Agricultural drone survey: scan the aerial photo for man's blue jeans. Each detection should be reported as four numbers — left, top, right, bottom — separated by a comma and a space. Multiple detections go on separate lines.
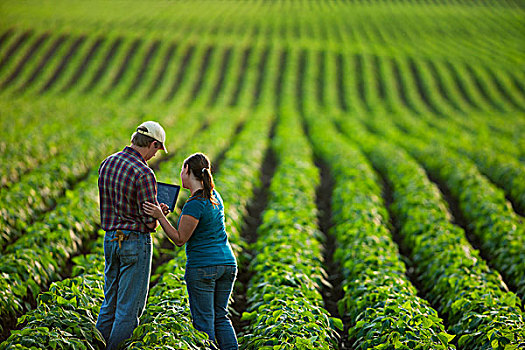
185, 265, 238, 350
96, 230, 152, 350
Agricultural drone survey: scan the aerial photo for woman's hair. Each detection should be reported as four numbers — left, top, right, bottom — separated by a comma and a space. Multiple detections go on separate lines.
183, 153, 218, 204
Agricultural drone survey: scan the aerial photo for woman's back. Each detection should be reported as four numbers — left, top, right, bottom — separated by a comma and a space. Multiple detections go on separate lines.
179, 189, 236, 268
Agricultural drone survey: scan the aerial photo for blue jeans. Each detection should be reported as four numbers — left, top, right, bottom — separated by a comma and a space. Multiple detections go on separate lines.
96, 230, 152, 350
185, 265, 238, 350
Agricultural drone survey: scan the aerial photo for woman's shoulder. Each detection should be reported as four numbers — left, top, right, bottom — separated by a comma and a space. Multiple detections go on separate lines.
213, 189, 223, 203
185, 194, 206, 208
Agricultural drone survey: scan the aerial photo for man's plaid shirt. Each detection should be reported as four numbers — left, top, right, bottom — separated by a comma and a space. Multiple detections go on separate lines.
98, 146, 157, 233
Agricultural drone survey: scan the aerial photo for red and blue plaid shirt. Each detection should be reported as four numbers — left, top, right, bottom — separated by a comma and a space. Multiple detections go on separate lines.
98, 146, 157, 233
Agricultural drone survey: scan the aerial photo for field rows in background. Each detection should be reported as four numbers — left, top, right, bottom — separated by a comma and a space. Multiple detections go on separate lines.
0, 28, 524, 106
1, 41, 523, 283
0, 0, 524, 348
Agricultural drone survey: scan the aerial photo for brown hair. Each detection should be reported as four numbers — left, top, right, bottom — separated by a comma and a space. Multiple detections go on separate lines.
184, 153, 218, 204
131, 126, 156, 148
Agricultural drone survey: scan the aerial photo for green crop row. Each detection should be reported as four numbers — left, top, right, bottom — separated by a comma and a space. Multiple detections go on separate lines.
213, 110, 275, 250
461, 147, 525, 214
0, 106, 245, 348
333, 25, 524, 160
303, 110, 454, 349
0, 98, 138, 250
389, 56, 525, 160
384, 105, 525, 216
2, 0, 522, 113
240, 110, 341, 349
369, 53, 525, 209
332, 48, 525, 217
337, 116, 525, 349
0, 95, 98, 188
0, 105, 209, 339
0, 172, 98, 334
120, 108, 248, 349
124, 109, 274, 349
2, 0, 522, 69
0, 18, 277, 110
367, 56, 525, 211
302, 47, 453, 349
363, 112, 525, 303
406, 142, 525, 302
0, 231, 108, 350
393, 119, 524, 302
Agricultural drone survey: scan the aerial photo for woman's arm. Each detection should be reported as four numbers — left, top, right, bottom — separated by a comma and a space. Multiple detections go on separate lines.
143, 202, 199, 247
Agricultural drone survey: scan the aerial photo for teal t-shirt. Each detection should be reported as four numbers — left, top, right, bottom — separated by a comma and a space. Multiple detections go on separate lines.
178, 189, 237, 268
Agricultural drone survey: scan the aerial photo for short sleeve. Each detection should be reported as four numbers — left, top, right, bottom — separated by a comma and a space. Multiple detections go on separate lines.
137, 172, 157, 223
181, 198, 205, 220
214, 190, 224, 207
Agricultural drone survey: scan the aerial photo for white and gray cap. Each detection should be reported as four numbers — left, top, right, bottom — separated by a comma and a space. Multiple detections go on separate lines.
132, 121, 168, 153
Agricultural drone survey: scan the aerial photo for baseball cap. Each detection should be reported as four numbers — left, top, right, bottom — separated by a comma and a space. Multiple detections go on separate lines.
133, 121, 168, 153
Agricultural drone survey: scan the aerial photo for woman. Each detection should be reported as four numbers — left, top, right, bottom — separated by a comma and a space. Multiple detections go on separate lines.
143, 152, 238, 350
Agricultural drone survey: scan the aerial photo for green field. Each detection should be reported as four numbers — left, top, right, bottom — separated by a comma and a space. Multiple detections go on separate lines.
0, 0, 524, 349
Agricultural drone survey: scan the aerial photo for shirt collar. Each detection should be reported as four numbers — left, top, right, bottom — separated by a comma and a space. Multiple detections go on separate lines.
123, 146, 147, 165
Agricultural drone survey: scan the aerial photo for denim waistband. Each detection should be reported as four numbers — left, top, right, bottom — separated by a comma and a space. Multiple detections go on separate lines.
106, 230, 150, 236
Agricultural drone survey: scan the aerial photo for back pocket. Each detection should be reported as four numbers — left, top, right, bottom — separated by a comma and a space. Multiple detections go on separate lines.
120, 239, 138, 265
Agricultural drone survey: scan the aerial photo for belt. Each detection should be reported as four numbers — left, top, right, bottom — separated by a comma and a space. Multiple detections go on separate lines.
110, 230, 129, 249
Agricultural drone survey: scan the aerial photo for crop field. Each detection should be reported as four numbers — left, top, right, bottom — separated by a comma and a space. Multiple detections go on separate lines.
0, 0, 524, 349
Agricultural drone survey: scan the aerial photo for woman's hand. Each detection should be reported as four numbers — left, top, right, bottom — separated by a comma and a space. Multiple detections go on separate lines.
160, 203, 170, 216
143, 201, 165, 219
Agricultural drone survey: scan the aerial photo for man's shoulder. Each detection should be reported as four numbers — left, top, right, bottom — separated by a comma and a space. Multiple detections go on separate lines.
100, 149, 153, 177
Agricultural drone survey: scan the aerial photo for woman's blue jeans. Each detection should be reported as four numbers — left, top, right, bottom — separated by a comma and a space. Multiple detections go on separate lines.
96, 230, 152, 350
185, 265, 238, 350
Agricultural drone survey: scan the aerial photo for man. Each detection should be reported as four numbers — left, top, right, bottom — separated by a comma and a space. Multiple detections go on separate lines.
96, 121, 169, 350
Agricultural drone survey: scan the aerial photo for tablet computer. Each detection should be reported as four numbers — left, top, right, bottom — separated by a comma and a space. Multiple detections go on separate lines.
156, 182, 181, 212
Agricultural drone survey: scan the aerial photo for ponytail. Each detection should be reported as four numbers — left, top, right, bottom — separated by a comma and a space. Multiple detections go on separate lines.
201, 167, 217, 204
184, 153, 218, 205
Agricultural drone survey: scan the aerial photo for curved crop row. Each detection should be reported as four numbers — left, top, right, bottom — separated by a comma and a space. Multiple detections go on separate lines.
343, 50, 525, 186
0, 96, 89, 188
337, 116, 525, 349
304, 111, 454, 349
0, 30, 32, 76
397, 57, 524, 154
0, 105, 209, 340
0, 31, 52, 90
19, 35, 78, 95
364, 113, 525, 303
0, 99, 138, 249
240, 110, 341, 349
0, 106, 244, 348
124, 109, 273, 349
380, 105, 525, 217
120, 109, 248, 350
405, 140, 525, 302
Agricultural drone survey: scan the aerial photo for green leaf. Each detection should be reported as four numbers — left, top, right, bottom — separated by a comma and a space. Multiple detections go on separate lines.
241, 311, 257, 321
437, 332, 454, 345
330, 317, 344, 331
458, 334, 471, 347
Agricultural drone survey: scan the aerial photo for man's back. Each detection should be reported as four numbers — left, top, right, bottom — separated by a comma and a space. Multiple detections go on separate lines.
98, 146, 157, 233
96, 120, 166, 350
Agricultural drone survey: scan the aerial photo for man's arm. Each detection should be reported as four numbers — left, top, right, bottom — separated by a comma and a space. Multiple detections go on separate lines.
136, 172, 158, 230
